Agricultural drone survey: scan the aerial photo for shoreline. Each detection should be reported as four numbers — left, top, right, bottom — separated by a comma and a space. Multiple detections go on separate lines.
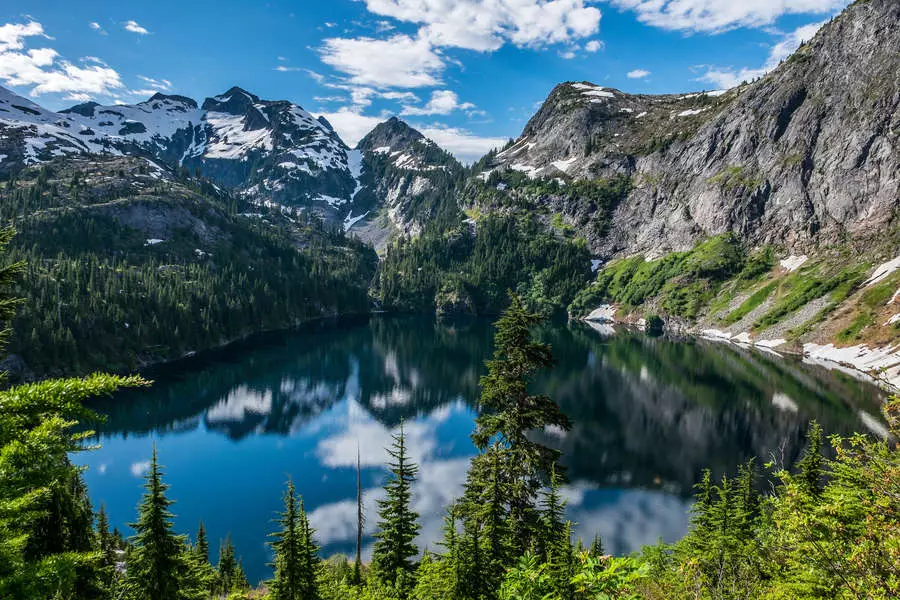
582, 305, 900, 394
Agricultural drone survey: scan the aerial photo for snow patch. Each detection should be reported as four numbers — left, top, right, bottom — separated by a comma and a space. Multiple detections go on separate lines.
551, 157, 577, 173
585, 305, 616, 322
771, 392, 798, 413
144, 238, 164, 246
886, 314, 900, 326
865, 255, 900, 286
803, 342, 900, 390
676, 108, 708, 117
779, 255, 808, 272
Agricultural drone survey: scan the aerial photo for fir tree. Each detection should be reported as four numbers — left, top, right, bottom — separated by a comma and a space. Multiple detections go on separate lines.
216, 534, 238, 595
371, 422, 421, 596
125, 446, 197, 600
797, 421, 824, 498
468, 293, 571, 554
269, 479, 320, 600
194, 521, 209, 564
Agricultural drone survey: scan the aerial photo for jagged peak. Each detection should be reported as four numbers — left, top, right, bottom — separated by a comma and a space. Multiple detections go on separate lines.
145, 93, 199, 109
356, 116, 424, 153
202, 86, 261, 113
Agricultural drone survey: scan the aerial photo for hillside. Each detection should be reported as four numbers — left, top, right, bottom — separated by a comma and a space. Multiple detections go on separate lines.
376, 0, 900, 387
0, 155, 376, 378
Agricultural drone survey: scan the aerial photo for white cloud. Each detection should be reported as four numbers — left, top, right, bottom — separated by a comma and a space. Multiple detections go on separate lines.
559, 49, 577, 60
697, 20, 825, 88
89, 22, 107, 35
608, 0, 846, 33
400, 90, 474, 116
627, 69, 650, 79
0, 22, 124, 98
362, 0, 602, 52
585, 40, 603, 52
130, 460, 151, 477
319, 34, 444, 88
123, 20, 150, 35
417, 125, 506, 164
137, 75, 172, 91
314, 107, 385, 147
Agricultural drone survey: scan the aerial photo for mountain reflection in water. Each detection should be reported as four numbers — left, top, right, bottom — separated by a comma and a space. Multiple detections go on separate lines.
77, 316, 885, 584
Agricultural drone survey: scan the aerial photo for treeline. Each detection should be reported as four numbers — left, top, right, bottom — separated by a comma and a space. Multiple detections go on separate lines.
0, 161, 377, 377
373, 213, 592, 316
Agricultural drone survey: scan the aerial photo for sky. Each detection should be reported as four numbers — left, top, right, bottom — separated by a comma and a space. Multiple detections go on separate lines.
0, 0, 851, 162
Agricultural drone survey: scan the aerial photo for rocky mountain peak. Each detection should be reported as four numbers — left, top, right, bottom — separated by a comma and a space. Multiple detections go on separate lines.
59, 101, 101, 117
146, 93, 199, 110
357, 116, 425, 153
201, 86, 261, 114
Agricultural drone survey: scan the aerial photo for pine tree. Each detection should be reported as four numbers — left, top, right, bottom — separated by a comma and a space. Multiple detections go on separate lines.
125, 446, 196, 600
589, 533, 604, 558
468, 293, 571, 554
797, 421, 824, 499
216, 535, 238, 595
269, 479, 320, 600
194, 521, 209, 564
371, 422, 421, 596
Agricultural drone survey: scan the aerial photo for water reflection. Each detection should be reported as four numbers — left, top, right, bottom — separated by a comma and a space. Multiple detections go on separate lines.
78, 316, 884, 584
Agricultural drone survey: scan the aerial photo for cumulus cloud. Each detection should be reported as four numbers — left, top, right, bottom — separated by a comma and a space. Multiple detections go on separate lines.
0, 21, 124, 98
319, 34, 444, 88
627, 68, 651, 79
608, 0, 846, 33
362, 0, 602, 52
400, 90, 474, 116
585, 40, 603, 52
89, 22, 107, 35
124, 20, 150, 35
698, 21, 825, 89
314, 107, 386, 147
417, 125, 506, 164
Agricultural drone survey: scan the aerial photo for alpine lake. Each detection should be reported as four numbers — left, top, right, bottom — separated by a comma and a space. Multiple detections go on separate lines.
74, 315, 888, 584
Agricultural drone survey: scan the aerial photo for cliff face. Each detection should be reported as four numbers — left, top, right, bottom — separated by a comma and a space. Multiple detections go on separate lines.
484, 0, 900, 259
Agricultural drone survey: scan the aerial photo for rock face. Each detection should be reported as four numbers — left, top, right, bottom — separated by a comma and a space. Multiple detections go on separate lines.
346, 117, 463, 251
482, 0, 900, 259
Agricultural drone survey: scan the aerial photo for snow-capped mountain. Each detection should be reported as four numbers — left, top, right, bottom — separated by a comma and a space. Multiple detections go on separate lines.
345, 117, 463, 250
0, 85, 358, 220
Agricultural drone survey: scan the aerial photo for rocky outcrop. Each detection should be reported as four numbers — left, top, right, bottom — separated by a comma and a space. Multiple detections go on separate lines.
345, 117, 463, 251
482, 0, 900, 260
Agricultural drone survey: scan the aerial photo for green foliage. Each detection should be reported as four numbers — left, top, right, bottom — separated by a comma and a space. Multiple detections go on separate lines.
1, 164, 377, 377
723, 281, 777, 325
569, 234, 745, 319
374, 213, 591, 317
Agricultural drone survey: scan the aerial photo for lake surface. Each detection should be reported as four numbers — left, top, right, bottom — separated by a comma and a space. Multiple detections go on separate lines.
75, 316, 887, 584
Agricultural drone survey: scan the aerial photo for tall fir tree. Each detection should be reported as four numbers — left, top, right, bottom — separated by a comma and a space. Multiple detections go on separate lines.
269, 479, 320, 600
797, 421, 824, 499
371, 422, 421, 597
194, 521, 209, 565
467, 293, 571, 555
125, 446, 199, 600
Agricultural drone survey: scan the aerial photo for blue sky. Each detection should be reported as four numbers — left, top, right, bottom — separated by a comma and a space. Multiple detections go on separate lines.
0, 0, 850, 161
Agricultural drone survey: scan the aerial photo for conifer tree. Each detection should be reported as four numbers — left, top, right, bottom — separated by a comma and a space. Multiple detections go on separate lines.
371, 422, 421, 596
468, 293, 571, 554
216, 535, 238, 595
125, 446, 198, 600
797, 421, 824, 498
589, 533, 604, 558
270, 479, 320, 600
194, 521, 209, 564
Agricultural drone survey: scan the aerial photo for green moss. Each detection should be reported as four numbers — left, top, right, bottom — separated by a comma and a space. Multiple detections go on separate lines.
707, 166, 763, 192
836, 311, 875, 343
724, 281, 777, 325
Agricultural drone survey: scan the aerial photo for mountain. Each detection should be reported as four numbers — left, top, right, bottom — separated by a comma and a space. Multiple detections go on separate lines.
1, 154, 376, 379
478, 0, 899, 259
345, 117, 464, 251
375, 0, 900, 385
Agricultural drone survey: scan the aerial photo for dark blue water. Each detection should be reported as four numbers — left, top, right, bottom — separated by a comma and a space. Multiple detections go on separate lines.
74, 316, 885, 584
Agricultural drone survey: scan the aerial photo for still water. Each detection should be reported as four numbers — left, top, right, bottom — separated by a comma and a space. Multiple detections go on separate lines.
76, 316, 886, 584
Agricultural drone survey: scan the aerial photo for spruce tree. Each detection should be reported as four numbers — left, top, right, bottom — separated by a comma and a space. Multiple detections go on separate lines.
125, 447, 196, 600
270, 479, 320, 600
468, 293, 571, 554
194, 521, 209, 564
797, 421, 824, 499
371, 422, 421, 596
